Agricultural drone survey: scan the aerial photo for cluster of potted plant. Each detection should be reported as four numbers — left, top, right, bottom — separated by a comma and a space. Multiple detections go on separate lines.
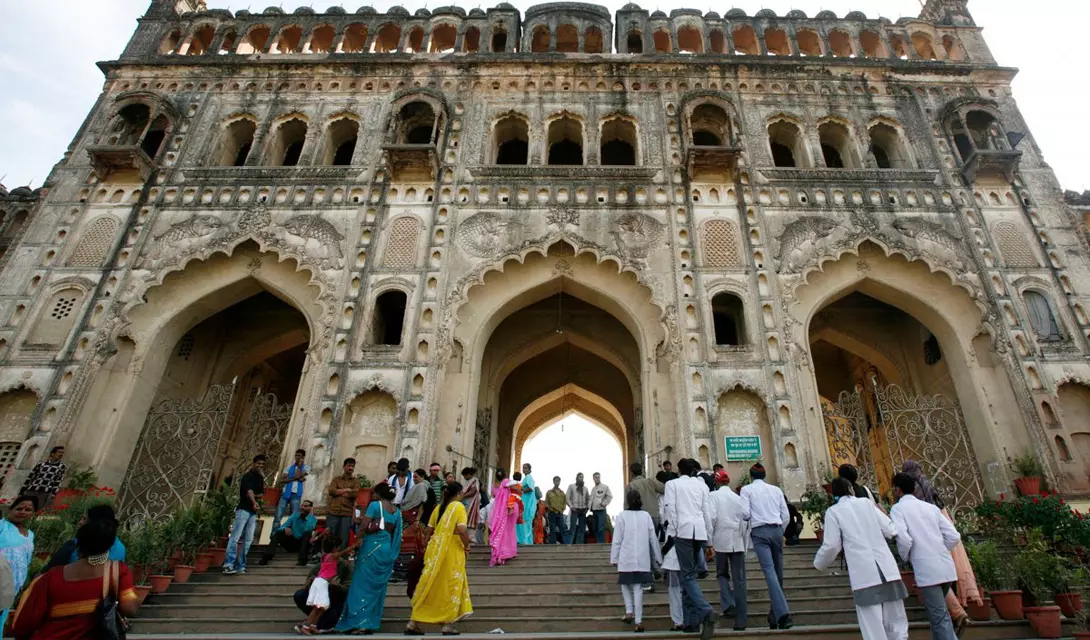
799, 484, 834, 542
1010, 451, 1046, 497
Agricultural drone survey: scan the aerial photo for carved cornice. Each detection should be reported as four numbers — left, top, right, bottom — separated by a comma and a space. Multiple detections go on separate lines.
180, 166, 366, 182
467, 165, 659, 180
758, 167, 940, 185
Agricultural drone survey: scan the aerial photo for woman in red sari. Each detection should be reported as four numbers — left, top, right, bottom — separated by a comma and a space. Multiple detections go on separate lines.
11, 519, 139, 639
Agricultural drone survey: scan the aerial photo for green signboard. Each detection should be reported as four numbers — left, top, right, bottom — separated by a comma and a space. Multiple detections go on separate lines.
725, 435, 762, 462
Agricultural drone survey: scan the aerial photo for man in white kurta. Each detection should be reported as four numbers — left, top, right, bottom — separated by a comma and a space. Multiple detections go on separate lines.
709, 470, 750, 630
815, 478, 909, 640
889, 473, 961, 640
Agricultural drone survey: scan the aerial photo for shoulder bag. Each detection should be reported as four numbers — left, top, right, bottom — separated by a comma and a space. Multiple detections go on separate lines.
93, 561, 125, 640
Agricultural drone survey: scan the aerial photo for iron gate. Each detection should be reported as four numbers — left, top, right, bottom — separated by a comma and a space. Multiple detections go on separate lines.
233, 391, 293, 487
117, 383, 236, 521
821, 388, 878, 492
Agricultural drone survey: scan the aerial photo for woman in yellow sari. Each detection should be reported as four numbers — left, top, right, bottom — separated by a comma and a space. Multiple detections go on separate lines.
405, 481, 474, 636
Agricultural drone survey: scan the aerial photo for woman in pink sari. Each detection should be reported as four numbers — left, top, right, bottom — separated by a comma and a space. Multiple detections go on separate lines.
488, 469, 520, 566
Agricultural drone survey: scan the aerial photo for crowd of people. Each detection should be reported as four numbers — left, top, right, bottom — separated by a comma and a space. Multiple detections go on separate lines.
0, 442, 979, 638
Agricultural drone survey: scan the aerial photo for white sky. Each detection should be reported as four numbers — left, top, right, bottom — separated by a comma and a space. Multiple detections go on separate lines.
522, 413, 625, 515
0, 1, 1087, 192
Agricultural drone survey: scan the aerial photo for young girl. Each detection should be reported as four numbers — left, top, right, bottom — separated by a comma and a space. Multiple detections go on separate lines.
297, 535, 352, 635
660, 545, 685, 632
610, 489, 661, 633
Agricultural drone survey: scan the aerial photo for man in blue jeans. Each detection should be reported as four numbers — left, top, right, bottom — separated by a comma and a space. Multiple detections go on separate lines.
738, 463, 793, 630
589, 472, 613, 543
565, 473, 590, 544
544, 476, 568, 544
272, 449, 309, 532
224, 454, 266, 575
663, 458, 717, 640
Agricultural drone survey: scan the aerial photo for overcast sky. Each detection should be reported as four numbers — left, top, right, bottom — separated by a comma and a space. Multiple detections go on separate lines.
0, 1, 1086, 192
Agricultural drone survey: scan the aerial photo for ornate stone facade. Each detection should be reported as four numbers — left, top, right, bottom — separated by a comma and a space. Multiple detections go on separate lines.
1, 0, 1089, 506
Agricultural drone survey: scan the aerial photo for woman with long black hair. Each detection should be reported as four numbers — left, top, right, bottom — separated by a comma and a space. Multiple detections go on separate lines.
405, 482, 474, 636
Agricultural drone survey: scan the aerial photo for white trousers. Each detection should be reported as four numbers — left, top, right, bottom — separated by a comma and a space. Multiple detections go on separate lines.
666, 571, 684, 626
856, 599, 909, 640
620, 583, 645, 624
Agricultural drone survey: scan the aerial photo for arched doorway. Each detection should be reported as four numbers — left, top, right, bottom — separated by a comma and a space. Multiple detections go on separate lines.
69, 242, 326, 519
522, 412, 626, 517
790, 242, 1028, 511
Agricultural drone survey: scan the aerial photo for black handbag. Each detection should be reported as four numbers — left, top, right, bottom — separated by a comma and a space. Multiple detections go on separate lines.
93, 561, 125, 640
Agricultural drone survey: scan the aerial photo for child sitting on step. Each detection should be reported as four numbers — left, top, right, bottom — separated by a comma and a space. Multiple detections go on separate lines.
297, 535, 352, 635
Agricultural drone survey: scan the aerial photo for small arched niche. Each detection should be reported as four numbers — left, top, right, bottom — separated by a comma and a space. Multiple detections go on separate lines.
547, 116, 584, 166
493, 114, 529, 165
600, 117, 638, 166
711, 292, 746, 346
371, 290, 408, 346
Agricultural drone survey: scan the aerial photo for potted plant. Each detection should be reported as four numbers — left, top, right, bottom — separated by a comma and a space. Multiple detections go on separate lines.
356, 474, 374, 507
142, 518, 173, 594
53, 465, 97, 507
1056, 566, 1086, 618
820, 465, 835, 495
1015, 530, 1065, 638
203, 481, 235, 562
28, 514, 72, 561
162, 510, 196, 584
1011, 451, 1044, 497
800, 484, 833, 542
968, 538, 1022, 620
121, 521, 158, 605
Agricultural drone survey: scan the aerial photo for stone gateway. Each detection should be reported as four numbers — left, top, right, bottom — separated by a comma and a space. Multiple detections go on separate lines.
0, 0, 1087, 517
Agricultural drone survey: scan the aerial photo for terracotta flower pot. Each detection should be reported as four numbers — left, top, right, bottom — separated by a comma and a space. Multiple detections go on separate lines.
1073, 631, 1090, 640
194, 551, 215, 573
1024, 605, 1063, 638
815, 529, 824, 544
208, 547, 226, 565
1014, 476, 1041, 497
990, 590, 1024, 620
131, 565, 147, 585
967, 597, 991, 621
356, 487, 374, 508
172, 564, 195, 584
1057, 592, 1083, 618
218, 535, 229, 548
263, 487, 282, 508
149, 574, 173, 594
133, 585, 152, 607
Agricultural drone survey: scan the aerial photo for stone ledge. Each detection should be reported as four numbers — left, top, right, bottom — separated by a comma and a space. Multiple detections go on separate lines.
468, 165, 659, 180
180, 166, 366, 182
758, 167, 941, 185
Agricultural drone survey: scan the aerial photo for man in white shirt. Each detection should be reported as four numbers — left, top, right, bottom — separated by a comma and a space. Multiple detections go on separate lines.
815, 478, 909, 640
889, 472, 961, 640
589, 472, 614, 544
662, 458, 717, 640
709, 470, 749, 631
738, 463, 792, 630
386, 457, 413, 505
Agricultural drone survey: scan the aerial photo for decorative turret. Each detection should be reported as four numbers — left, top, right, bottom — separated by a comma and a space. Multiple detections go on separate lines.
919, 0, 974, 26
144, 0, 206, 19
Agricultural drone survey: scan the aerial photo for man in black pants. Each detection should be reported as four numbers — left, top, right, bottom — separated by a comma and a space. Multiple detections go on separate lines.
259, 500, 317, 566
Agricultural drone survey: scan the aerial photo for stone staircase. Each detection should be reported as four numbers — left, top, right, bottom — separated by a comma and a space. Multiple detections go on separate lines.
129, 541, 1072, 638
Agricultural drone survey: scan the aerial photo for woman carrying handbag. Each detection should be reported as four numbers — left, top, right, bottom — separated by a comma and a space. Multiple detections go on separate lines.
10, 519, 138, 639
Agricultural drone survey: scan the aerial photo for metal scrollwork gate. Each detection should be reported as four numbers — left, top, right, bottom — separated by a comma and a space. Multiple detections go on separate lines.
871, 378, 986, 517
821, 388, 878, 493
117, 383, 236, 521
234, 392, 293, 488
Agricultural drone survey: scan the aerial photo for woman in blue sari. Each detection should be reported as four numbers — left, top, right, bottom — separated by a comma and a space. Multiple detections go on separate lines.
336, 482, 403, 635
0, 495, 37, 629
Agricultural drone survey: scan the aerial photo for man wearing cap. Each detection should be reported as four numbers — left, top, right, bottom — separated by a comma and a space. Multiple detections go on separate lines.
738, 463, 793, 630
710, 470, 749, 631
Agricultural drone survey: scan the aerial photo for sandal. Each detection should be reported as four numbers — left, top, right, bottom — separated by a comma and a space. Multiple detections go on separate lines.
404, 626, 425, 636
441, 627, 461, 636
634, 624, 645, 633
621, 614, 635, 624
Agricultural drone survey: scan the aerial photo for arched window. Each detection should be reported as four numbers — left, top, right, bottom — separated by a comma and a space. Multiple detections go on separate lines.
768, 120, 806, 168
406, 27, 425, 53
860, 30, 886, 58
709, 30, 726, 53
494, 115, 529, 165
429, 24, 457, 52
600, 118, 637, 166
556, 25, 578, 52
677, 27, 703, 54
396, 102, 438, 145
373, 24, 402, 52
828, 30, 853, 57
217, 118, 256, 166
869, 122, 912, 169
141, 115, 169, 159
186, 25, 215, 55
372, 291, 408, 346
584, 26, 604, 53
764, 28, 790, 55
818, 121, 860, 169
341, 24, 368, 52
690, 104, 731, 146
308, 25, 336, 53
1056, 435, 1072, 462
1024, 290, 1062, 341
732, 26, 759, 55
271, 25, 303, 54
218, 30, 237, 54
491, 28, 508, 52
889, 33, 909, 59
942, 35, 964, 61
796, 29, 822, 56
160, 29, 182, 54
951, 110, 1004, 161
463, 27, 481, 52
324, 118, 359, 166
268, 118, 308, 166
531, 26, 550, 52
626, 29, 643, 53
237, 25, 271, 54
653, 30, 671, 53
112, 104, 150, 146
911, 32, 937, 60
547, 117, 583, 165
711, 293, 746, 345
27, 288, 86, 347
